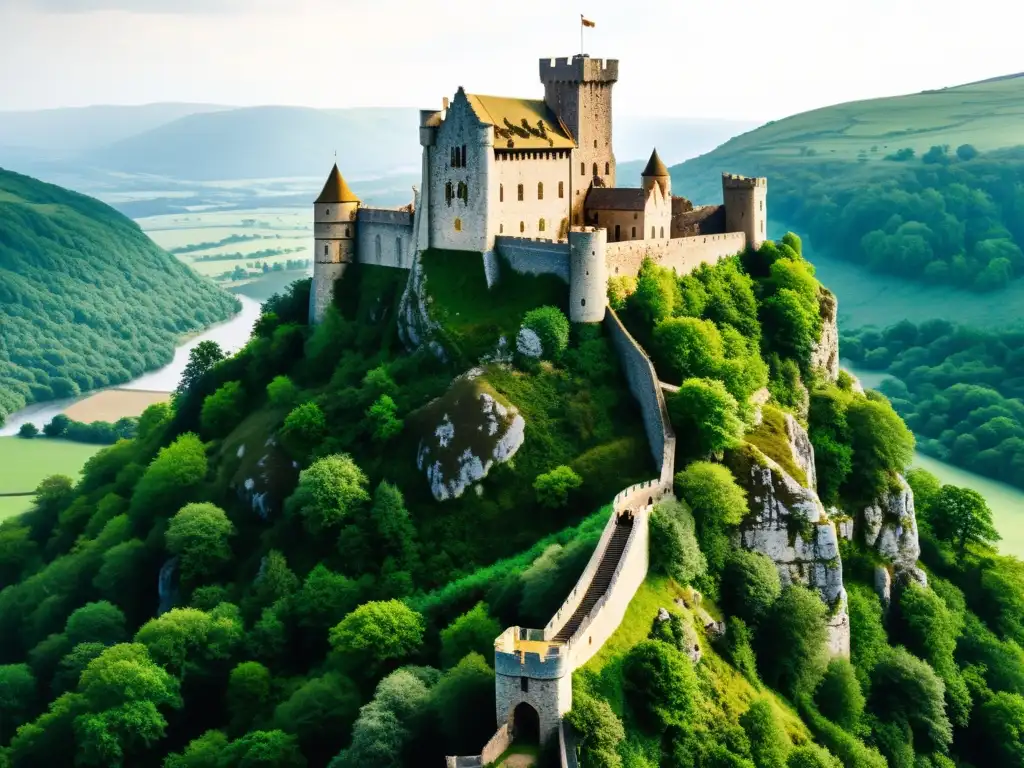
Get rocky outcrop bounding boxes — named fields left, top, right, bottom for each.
left=397, top=251, right=447, bottom=361
left=729, top=445, right=849, bottom=657
left=862, top=474, right=927, bottom=587
left=414, top=368, right=525, bottom=501
left=783, top=413, right=817, bottom=491
left=749, top=387, right=771, bottom=426
left=810, top=288, right=839, bottom=382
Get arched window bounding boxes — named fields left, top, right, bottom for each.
left=537, top=182, right=544, bottom=200
left=605, top=162, right=610, bottom=175
left=593, top=139, right=597, bottom=149
left=499, top=184, right=504, bottom=203
left=454, top=218, right=462, bottom=232
left=520, top=221, right=525, bottom=233
left=461, top=144, right=467, bottom=166
left=539, top=218, right=546, bottom=232
left=395, top=237, right=402, bottom=265
left=651, top=226, right=655, bottom=238
left=374, top=234, right=382, bottom=263
left=614, top=224, right=620, bottom=241
left=451, top=147, right=457, bottom=167
left=499, top=223, right=504, bottom=234
left=580, top=162, right=585, bottom=175
left=344, top=226, right=350, bottom=237
left=660, top=226, right=664, bottom=238
left=592, top=162, right=598, bottom=177
left=558, top=181, right=564, bottom=198
left=325, top=208, right=329, bottom=215
left=631, top=226, right=636, bottom=238
left=323, top=244, right=328, bottom=256
left=445, top=181, right=453, bottom=205
left=517, top=184, right=524, bottom=202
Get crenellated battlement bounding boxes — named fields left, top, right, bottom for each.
left=539, top=55, right=619, bottom=84
left=494, top=627, right=568, bottom=680
left=722, top=173, right=767, bottom=189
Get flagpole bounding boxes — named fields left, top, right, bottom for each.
left=580, top=13, right=583, bottom=55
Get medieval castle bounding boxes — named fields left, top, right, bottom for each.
left=309, top=53, right=767, bottom=325
left=310, top=54, right=770, bottom=766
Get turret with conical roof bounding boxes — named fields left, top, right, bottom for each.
left=310, top=163, right=360, bottom=324
left=641, top=148, right=670, bottom=198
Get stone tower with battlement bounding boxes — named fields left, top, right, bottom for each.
left=310, top=164, right=360, bottom=324
left=723, top=173, right=767, bottom=251
left=540, top=55, right=618, bottom=226
left=493, top=628, right=573, bottom=748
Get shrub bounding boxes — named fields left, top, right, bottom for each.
left=200, top=380, right=246, bottom=438
left=280, top=401, right=327, bottom=460
left=286, top=454, right=370, bottom=534
left=522, top=306, right=570, bottom=360
left=329, top=600, right=425, bottom=679
left=366, top=395, right=403, bottom=442
left=758, top=585, right=829, bottom=698
left=439, top=603, right=500, bottom=670
left=649, top=499, right=706, bottom=585
left=564, top=689, right=625, bottom=768
left=623, top=639, right=699, bottom=731
left=607, top=275, right=637, bottom=312
left=720, top=549, right=782, bottom=626
left=165, top=503, right=236, bottom=583
left=814, top=658, right=865, bottom=728
left=533, top=466, right=583, bottom=509
left=17, top=423, right=38, bottom=439
left=266, top=375, right=299, bottom=409
left=668, top=378, right=743, bottom=457
left=740, top=697, right=790, bottom=768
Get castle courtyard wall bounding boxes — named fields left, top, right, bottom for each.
left=494, top=236, right=570, bottom=282
left=493, top=152, right=572, bottom=240
left=355, top=209, right=414, bottom=269
left=605, top=232, right=747, bottom=279
left=592, top=207, right=645, bottom=242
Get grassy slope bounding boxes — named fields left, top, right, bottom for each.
left=672, top=73, right=1024, bottom=203
left=578, top=576, right=810, bottom=762
left=0, top=437, right=101, bottom=519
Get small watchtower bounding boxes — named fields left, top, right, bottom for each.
left=722, top=173, right=767, bottom=251
left=494, top=627, right=572, bottom=748
left=310, top=164, right=360, bottom=325
left=641, top=148, right=670, bottom=199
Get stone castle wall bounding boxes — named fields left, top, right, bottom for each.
left=605, top=231, right=747, bottom=281
left=603, top=307, right=676, bottom=479
left=355, top=210, right=415, bottom=270
left=494, top=236, right=570, bottom=282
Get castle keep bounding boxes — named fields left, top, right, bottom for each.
left=309, top=53, right=768, bottom=324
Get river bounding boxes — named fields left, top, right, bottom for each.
left=0, top=296, right=262, bottom=437
left=845, top=364, right=1024, bottom=559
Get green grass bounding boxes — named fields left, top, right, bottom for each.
left=746, top=405, right=807, bottom=487
left=0, top=437, right=102, bottom=518
left=420, top=249, right=568, bottom=365
left=490, top=743, right=539, bottom=767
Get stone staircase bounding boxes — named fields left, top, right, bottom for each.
left=552, top=516, right=634, bottom=643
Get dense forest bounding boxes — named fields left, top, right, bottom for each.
left=842, top=320, right=1024, bottom=488
left=674, top=145, right=1024, bottom=291
left=0, top=168, right=240, bottom=425
left=0, top=237, right=1020, bottom=768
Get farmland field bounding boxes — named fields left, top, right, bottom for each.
left=62, top=389, right=170, bottom=424
left=0, top=437, right=102, bottom=520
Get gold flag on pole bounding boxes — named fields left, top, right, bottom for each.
left=581, top=15, right=595, bottom=27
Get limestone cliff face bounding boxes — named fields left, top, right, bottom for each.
left=397, top=252, right=447, bottom=361
left=784, top=413, right=817, bottom=492
left=810, top=288, right=839, bottom=382
left=862, top=474, right=927, bottom=594
left=728, top=444, right=850, bottom=657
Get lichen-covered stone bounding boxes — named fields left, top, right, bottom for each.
left=875, top=565, right=892, bottom=609
left=398, top=250, right=446, bottom=360
left=810, top=288, right=839, bottom=381
left=784, top=412, right=817, bottom=491
left=749, top=387, right=771, bottom=427
left=516, top=327, right=543, bottom=359
left=414, top=369, right=525, bottom=501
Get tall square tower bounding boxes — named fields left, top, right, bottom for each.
left=540, top=55, right=618, bottom=224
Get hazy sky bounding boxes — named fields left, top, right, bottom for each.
left=1, top=0, right=1021, bottom=120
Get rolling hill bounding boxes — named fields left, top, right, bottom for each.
left=0, top=168, right=240, bottom=425
left=669, top=73, right=1024, bottom=302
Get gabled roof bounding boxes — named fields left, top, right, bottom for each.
left=315, top=164, right=360, bottom=204
left=465, top=94, right=575, bottom=150
left=642, top=148, right=669, bottom=177
left=586, top=187, right=646, bottom=212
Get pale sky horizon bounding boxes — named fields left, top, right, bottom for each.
left=1, top=0, right=1022, bottom=121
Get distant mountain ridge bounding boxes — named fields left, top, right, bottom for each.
left=0, top=103, right=759, bottom=185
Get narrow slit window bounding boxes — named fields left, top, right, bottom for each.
left=518, top=184, right=524, bottom=202
left=558, top=181, right=564, bottom=198
left=537, top=182, right=544, bottom=200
